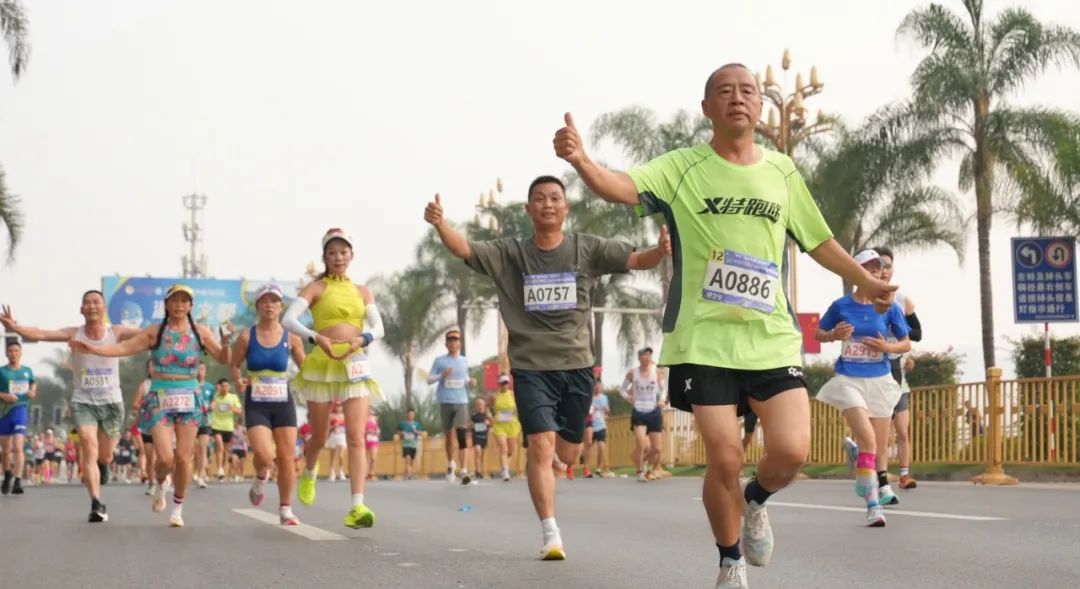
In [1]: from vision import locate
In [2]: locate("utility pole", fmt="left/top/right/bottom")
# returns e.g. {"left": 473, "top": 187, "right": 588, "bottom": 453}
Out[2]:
{"left": 181, "top": 194, "right": 208, "bottom": 278}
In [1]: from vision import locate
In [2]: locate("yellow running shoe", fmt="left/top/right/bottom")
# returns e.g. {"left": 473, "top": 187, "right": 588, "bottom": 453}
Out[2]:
{"left": 343, "top": 504, "right": 375, "bottom": 529}
{"left": 297, "top": 472, "right": 317, "bottom": 506}
{"left": 540, "top": 544, "right": 566, "bottom": 561}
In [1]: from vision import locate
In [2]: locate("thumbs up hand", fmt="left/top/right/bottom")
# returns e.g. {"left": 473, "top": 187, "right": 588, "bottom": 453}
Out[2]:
{"left": 658, "top": 225, "right": 672, "bottom": 256}
{"left": 424, "top": 193, "right": 445, "bottom": 226}
{"left": 554, "top": 112, "right": 586, "bottom": 166}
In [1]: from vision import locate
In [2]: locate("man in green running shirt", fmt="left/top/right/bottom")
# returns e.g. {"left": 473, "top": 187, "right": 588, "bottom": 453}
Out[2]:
{"left": 554, "top": 63, "right": 895, "bottom": 588}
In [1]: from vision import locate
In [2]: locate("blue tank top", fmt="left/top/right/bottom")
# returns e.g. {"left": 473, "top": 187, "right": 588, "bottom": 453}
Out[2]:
{"left": 247, "top": 326, "right": 289, "bottom": 373}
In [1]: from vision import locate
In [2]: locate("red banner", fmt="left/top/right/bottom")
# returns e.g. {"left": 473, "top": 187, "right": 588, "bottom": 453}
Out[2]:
{"left": 483, "top": 361, "right": 501, "bottom": 392}
{"left": 798, "top": 313, "right": 821, "bottom": 354}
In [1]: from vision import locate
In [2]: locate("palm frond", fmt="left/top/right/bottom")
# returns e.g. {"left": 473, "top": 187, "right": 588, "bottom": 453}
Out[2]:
{"left": 0, "top": 0, "right": 28, "bottom": 79}
{"left": 988, "top": 8, "right": 1080, "bottom": 96}
{"left": 897, "top": 2, "right": 974, "bottom": 54}
{"left": 0, "top": 165, "right": 23, "bottom": 263}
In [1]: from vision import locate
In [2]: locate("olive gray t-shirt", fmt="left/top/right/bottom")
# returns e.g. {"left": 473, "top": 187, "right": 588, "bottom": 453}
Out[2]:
{"left": 466, "top": 233, "right": 635, "bottom": 371}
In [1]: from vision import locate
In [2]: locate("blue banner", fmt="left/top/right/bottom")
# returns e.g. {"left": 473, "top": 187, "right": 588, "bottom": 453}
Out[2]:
{"left": 1011, "top": 237, "right": 1078, "bottom": 323}
{"left": 101, "top": 276, "right": 303, "bottom": 331}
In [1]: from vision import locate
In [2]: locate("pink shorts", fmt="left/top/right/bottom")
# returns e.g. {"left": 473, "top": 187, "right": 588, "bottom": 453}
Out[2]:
{"left": 365, "top": 441, "right": 379, "bottom": 451}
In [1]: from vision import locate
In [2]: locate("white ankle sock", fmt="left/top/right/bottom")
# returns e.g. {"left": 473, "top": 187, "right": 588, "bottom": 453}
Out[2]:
{"left": 352, "top": 493, "right": 365, "bottom": 507}
{"left": 541, "top": 517, "right": 560, "bottom": 546}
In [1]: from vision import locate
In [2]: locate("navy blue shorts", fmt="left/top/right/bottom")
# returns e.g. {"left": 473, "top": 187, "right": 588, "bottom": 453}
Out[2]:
{"left": 631, "top": 408, "right": 663, "bottom": 434}
{"left": 244, "top": 388, "right": 298, "bottom": 430}
{"left": 592, "top": 428, "right": 607, "bottom": 442}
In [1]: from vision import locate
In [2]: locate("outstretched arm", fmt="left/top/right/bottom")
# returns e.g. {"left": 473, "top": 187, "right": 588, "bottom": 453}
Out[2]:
{"left": 554, "top": 113, "right": 639, "bottom": 205}
{"left": 626, "top": 226, "right": 671, "bottom": 270}
{"left": 69, "top": 326, "right": 155, "bottom": 357}
{"left": 424, "top": 193, "right": 471, "bottom": 259}
{"left": 1, "top": 305, "right": 77, "bottom": 342}
{"left": 808, "top": 239, "right": 897, "bottom": 301}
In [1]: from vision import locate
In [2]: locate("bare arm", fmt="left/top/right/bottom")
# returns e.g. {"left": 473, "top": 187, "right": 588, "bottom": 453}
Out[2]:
{"left": 554, "top": 113, "right": 639, "bottom": 205}
{"left": 424, "top": 194, "right": 471, "bottom": 259}
{"left": 0, "top": 392, "right": 15, "bottom": 403}
{"left": 196, "top": 324, "right": 232, "bottom": 365}
{"left": 27, "top": 382, "right": 37, "bottom": 400}
{"left": 626, "top": 226, "right": 671, "bottom": 270}
{"left": 0, "top": 307, "right": 78, "bottom": 342}
{"left": 288, "top": 333, "right": 306, "bottom": 367}
{"left": 808, "top": 240, "right": 897, "bottom": 301}
{"left": 69, "top": 326, "right": 155, "bottom": 357}
{"left": 229, "top": 329, "right": 250, "bottom": 384}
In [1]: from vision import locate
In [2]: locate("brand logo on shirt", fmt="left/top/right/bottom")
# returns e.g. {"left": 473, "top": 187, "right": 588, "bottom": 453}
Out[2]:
{"left": 697, "top": 197, "right": 781, "bottom": 223}
{"left": 788, "top": 367, "right": 804, "bottom": 378}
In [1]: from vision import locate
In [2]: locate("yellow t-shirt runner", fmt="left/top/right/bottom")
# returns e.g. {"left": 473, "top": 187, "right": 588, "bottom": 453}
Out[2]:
{"left": 210, "top": 392, "right": 242, "bottom": 432}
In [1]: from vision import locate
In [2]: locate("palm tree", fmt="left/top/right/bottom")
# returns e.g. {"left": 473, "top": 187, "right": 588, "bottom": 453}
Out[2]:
{"left": 805, "top": 119, "right": 966, "bottom": 294}
{"left": 373, "top": 264, "right": 451, "bottom": 411}
{"left": 566, "top": 183, "right": 664, "bottom": 367}
{"left": 0, "top": 0, "right": 28, "bottom": 262}
{"left": 896, "top": 0, "right": 1080, "bottom": 370}
{"left": 416, "top": 227, "right": 495, "bottom": 357}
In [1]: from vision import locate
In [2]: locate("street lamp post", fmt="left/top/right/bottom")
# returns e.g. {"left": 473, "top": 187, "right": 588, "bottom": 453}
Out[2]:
{"left": 755, "top": 49, "right": 833, "bottom": 312}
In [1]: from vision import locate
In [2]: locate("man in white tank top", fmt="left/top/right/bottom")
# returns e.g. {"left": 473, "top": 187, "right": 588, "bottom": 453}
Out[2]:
{"left": 2, "top": 290, "right": 140, "bottom": 523}
{"left": 622, "top": 347, "right": 667, "bottom": 482}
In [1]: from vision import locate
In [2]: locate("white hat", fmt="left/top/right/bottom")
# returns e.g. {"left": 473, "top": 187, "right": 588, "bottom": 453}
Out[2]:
{"left": 498, "top": 374, "right": 511, "bottom": 385}
{"left": 254, "top": 283, "right": 284, "bottom": 303}
{"left": 854, "top": 249, "right": 881, "bottom": 266}
{"left": 321, "top": 228, "right": 353, "bottom": 250}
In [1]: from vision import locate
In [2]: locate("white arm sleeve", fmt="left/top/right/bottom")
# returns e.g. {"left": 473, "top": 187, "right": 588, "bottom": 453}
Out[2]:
{"left": 363, "top": 303, "right": 385, "bottom": 341}
{"left": 282, "top": 297, "right": 317, "bottom": 341}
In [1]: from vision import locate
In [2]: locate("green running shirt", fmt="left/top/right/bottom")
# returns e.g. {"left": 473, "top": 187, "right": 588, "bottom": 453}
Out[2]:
{"left": 628, "top": 144, "right": 833, "bottom": 370}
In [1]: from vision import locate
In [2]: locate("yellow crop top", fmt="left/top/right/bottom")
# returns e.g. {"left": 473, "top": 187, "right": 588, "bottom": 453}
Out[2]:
{"left": 312, "top": 276, "right": 365, "bottom": 331}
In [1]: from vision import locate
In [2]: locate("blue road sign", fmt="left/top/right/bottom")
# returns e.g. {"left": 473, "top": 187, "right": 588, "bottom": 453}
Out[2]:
{"left": 1012, "top": 237, "right": 1078, "bottom": 323}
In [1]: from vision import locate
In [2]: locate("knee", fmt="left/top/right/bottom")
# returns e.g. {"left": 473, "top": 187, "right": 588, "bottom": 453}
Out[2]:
{"left": 173, "top": 453, "right": 190, "bottom": 468}
{"left": 896, "top": 428, "right": 910, "bottom": 444}
{"left": 255, "top": 449, "right": 274, "bottom": 466}
{"left": 98, "top": 454, "right": 113, "bottom": 466}
{"left": 705, "top": 443, "right": 744, "bottom": 481}
{"left": 345, "top": 433, "right": 365, "bottom": 450}
{"left": 769, "top": 439, "right": 809, "bottom": 472}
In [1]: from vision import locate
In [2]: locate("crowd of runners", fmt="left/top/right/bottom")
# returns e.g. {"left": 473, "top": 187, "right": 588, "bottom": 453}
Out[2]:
{"left": 0, "top": 63, "right": 932, "bottom": 588}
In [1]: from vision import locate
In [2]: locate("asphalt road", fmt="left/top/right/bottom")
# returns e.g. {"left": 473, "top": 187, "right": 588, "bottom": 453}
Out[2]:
{"left": 2, "top": 476, "right": 1078, "bottom": 588}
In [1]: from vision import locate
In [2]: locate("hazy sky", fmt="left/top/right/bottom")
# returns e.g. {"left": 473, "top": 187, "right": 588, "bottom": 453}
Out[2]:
{"left": 2, "top": 0, "right": 1079, "bottom": 395}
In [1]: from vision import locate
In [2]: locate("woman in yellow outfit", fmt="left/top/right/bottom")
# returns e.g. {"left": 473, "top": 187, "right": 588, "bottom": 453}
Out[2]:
{"left": 282, "top": 228, "right": 383, "bottom": 529}
{"left": 490, "top": 374, "right": 521, "bottom": 482}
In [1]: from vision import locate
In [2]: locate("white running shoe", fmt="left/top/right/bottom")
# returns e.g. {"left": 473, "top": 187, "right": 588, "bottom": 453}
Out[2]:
{"left": 866, "top": 505, "right": 886, "bottom": 527}
{"left": 843, "top": 437, "right": 859, "bottom": 469}
{"left": 502, "top": 470, "right": 511, "bottom": 482}
{"left": 169, "top": 505, "right": 184, "bottom": 527}
{"left": 145, "top": 481, "right": 154, "bottom": 496}
{"left": 715, "top": 557, "right": 749, "bottom": 589}
{"left": 446, "top": 470, "right": 457, "bottom": 484}
{"left": 197, "top": 476, "right": 208, "bottom": 489}
{"left": 279, "top": 507, "right": 299, "bottom": 526}
{"left": 152, "top": 480, "right": 168, "bottom": 513}
{"left": 637, "top": 471, "right": 648, "bottom": 483}
{"left": 740, "top": 482, "right": 774, "bottom": 567}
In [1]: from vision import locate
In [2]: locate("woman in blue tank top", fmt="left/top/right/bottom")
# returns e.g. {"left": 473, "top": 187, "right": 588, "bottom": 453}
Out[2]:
{"left": 229, "top": 283, "right": 306, "bottom": 526}
{"left": 71, "top": 284, "right": 232, "bottom": 528}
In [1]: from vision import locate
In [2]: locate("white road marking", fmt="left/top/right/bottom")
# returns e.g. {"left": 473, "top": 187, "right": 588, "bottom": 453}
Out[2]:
{"left": 766, "top": 501, "right": 1007, "bottom": 521}
{"left": 398, "top": 562, "right": 418, "bottom": 567}
{"left": 448, "top": 548, "right": 468, "bottom": 552}
{"left": 233, "top": 508, "right": 349, "bottom": 540}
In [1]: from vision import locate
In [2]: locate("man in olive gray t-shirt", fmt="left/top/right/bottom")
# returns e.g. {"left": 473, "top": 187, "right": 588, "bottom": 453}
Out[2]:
{"left": 424, "top": 175, "right": 670, "bottom": 560}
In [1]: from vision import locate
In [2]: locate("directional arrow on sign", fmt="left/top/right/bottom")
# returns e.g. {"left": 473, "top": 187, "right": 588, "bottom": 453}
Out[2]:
{"left": 1052, "top": 247, "right": 1067, "bottom": 262}
{"left": 1020, "top": 245, "right": 1039, "bottom": 266}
